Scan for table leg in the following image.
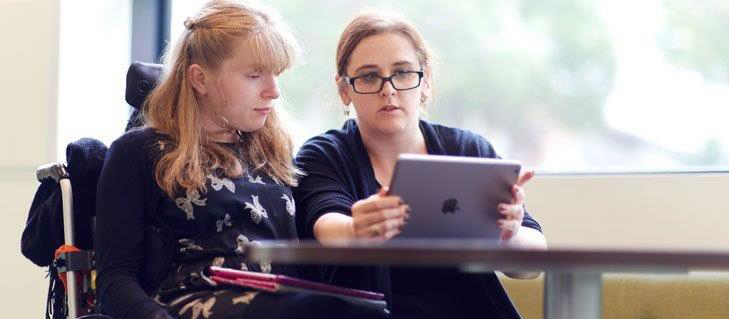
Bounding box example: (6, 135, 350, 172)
(544, 272, 602, 319)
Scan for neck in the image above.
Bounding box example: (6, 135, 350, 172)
(199, 100, 238, 143)
(358, 119, 427, 186)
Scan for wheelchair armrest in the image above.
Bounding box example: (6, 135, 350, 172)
(36, 163, 70, 183)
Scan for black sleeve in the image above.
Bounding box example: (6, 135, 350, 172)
(472, 134, 542, 233)
(472, 133, 500, 159)
(293, 139, 357, 239)
(95, 137, 174, 319)
(21, 181, 61, 267)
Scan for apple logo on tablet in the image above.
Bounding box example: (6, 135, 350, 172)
(441, 198, 460, 214)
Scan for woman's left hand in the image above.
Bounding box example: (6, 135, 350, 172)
(497, 170, 534, 242)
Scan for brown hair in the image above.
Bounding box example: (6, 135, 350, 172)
(335, 10, 435, 107)
(143, 0, 301, 198)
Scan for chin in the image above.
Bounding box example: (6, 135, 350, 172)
(240, 119, 268, 133)
(376, 119, 410, 135)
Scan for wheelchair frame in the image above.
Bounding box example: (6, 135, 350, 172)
(36, 163, 106, 319)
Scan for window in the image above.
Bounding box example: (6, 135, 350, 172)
(170, 0, 729, 171)
(57, 0, 133, 160)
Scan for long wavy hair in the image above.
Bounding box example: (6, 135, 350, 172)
(142, 0, 301, 198)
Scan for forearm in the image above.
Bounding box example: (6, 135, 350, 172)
(503, 226, 547, 250)
(501, 226, 547, 279)
(97, 273, 173, 319)
(313, 212, 355, 245)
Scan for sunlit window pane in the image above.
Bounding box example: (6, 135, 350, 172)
(170, 0, 729, 171)
(57, 0, 132, 160)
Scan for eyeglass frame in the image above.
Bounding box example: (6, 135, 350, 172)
(343, 70, 425, 94)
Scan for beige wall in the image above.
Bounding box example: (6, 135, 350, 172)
(527, 173, 729, 250)
(1, 0, 59, 317)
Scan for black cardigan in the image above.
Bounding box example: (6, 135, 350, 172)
(95, 128, 174, 319)
(294, 119, 541, 318)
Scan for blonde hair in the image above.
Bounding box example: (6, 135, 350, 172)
(335, 10, 435, 108)
(143, 0, 301, 198)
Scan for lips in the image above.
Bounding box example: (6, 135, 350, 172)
(254, 107, 272, 115)
(380, 105, 400, 112)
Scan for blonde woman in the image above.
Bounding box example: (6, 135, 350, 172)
(96, 2, 385, 319)
(294, 11, 548, 319)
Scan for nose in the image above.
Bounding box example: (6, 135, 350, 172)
(379, 78, 396, 97)
(262, 75, 280, 100)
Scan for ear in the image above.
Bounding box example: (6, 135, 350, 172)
(335, 74, 352, 106)
(419, 74, 431, 106)
(188, 64, 209, 95)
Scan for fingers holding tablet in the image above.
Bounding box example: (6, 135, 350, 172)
(351, 192, 409, 241)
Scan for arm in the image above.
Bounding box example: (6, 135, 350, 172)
(470, 135, 548, 278)
(313, 212, 354, 244)
(497, 171, 548, 279)
(313, 188, 407, 245)
(500, 226, 547, 279)
(95, 137, 174, 319)
(293, 139, 356, 240)
(294, 140, 405, 245)
(500, 225, 548, 251)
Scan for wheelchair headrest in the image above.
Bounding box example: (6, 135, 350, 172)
(125, 61, 164, 109)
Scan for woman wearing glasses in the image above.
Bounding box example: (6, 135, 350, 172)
(294, 10, 548, 319)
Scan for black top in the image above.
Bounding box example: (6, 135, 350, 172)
(95, 128, 298, 319)
(294, 119, 542, 318)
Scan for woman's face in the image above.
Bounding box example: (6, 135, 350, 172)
(341, 32, 426, 136)
(200, 43, 281, 133)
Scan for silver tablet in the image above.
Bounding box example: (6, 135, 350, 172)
(388, 154, 521, 241)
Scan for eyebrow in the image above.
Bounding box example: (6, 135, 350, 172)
(352, 61, 418, 74)
(392, 61, 416, 68)
(353, 64, 379, 74)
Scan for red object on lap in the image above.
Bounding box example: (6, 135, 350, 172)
(208, 266, 385, 301)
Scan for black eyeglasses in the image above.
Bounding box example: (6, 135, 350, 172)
(344, 70, 424, 94)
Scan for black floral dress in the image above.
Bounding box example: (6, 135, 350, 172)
(96, 129, 387, 319)
(154, 167, 299, 319)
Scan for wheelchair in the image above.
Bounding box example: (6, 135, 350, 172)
(23, 62, 163, 319)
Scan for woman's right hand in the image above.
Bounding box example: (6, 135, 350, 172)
(350, 187, 409, 241)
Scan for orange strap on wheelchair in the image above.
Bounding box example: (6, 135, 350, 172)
(55, 244, 80, 259)
(55, 244, 83, 289)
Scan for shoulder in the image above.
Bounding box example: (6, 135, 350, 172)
(109, 127, 165, 157)
(426, 121, 482, 145)
(297, 119, 358, 160)
(104, 127, 169, 171)
(422, 120, 498, 158)
(110, 127, 155, 148)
